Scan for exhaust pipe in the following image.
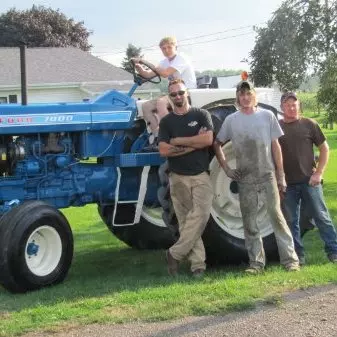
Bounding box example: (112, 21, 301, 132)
(19, 43, 27, 105)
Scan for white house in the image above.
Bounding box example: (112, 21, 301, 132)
(0, 47, 158, 104)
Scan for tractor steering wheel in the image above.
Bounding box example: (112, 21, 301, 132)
(131, 59, 161, 84)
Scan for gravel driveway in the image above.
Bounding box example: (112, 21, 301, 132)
(23, 284, 337, 337)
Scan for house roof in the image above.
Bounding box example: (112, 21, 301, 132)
(0, 47, 153, 91)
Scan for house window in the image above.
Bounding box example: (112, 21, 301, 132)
(0, 97, 8, 104)
(9, 95, 17, 103)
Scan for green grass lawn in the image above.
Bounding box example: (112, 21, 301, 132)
(1, 123, 337, 337)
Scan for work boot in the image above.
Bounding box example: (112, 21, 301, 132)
(285, 263, 300, 272)
(244, 266, 264, 275)
(166, 250, 179, 276)
(192, 269, 205, 279)
(298, 256, 306, 266)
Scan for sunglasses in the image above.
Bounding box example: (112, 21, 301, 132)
(169, 90, 186, 98)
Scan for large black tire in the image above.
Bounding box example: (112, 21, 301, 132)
(98, 203, 177, 250)
(203, 220, 278, 265)
(208, 105, 236, 133)
(0, 201, 73, 293)
(203, 209, 313, 265)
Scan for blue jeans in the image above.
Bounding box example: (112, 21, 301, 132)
(283, 183, 337, 258)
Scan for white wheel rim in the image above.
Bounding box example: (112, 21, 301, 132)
(209, 142, 273, 240)
(25, 225, 62, 277)
(141, 206, 166, 227)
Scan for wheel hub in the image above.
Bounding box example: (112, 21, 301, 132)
(25, 225, 62, 277)
(142, 206, 166, 227)
(27, 241, 39, 256)
(209, 142, 274, 240)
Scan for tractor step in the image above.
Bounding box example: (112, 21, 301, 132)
(112, 166, 150, 227)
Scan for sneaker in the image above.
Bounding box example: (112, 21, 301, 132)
(245, 266, 264, 275)
(285, 264, 300, 272)
(328, 254, 337, 263)
(192, 269, 205, 279)
(166, 250, 179, 276)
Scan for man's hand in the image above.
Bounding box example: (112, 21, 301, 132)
(135, 63, 143, 72)
(169, 145, 187, 154)
(130, 57, 142, 64)
(275, 170, 287, 197)
(170, 138, 179, 146)
(170, 128, 207, 145)
(170, 127, 212, 148)
(309, 171, 322, 187)
(213, 140, 240, 180)
(223, 164, 241, 181)
(199, 127, 207, 134)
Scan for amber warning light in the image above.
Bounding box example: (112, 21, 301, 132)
(241, 71, 249, 81)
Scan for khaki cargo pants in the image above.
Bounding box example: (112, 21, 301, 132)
(168, 171, 213, 272)
(238, 176, 299, 269)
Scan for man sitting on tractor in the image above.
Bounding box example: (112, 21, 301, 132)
(132, 36, 196, 148)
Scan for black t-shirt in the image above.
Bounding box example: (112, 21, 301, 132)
(279, 118, 326, 184)
(158, 108, 214, 175)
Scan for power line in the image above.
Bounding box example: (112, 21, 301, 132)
(178, 31, 255, 47)
(93, 25, 255, 55)
(94, 31, 255, 57)
(172, 24, 258, 43)
(94, 30, 255, 57)
(93, 23, 262, 56)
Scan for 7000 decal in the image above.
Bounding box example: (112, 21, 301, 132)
(45, 115, 74, 122)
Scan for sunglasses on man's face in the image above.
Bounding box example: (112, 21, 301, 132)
(169, 90, 186, 98)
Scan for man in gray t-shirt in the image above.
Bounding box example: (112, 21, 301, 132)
(213, 80, 299, 273)
(216, 106, 283, 184)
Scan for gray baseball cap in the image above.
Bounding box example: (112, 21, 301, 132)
(281, 92, 298, 103)
(236, 80, 255, 92)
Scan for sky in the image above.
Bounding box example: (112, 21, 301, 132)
(0, 0, 285, 71)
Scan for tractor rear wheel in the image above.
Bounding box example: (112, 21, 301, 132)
(203, 142, 279, 264)
(97, 143, 278, 263)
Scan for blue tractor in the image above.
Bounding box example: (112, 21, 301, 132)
(0, 58, 312, 293)
(0, 60, 179, 293)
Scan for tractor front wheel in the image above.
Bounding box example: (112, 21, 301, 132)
(0, 201, 73, 293)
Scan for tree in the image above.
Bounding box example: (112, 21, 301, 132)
(317, 54, 337, 129)
(249, 26, 274, 88)
(249, 0, 336, 91)
(0, 5, 92, 50)
(121, 43, 143, 73)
